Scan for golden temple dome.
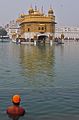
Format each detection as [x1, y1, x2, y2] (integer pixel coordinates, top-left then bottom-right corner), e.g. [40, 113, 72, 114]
[33, 10, 40, 15]
[20, 14, 25, 18]
[28, 6, 34, 14]
[48, 7, 54, 15]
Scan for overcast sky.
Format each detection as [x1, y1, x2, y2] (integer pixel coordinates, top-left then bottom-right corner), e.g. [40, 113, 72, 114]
[0, 0, 79, 27]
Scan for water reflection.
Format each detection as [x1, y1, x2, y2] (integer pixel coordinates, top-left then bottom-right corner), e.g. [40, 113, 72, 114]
[19, 45, 55, 77]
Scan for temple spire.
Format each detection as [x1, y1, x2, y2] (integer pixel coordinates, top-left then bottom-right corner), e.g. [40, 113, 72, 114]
[41, 6, 43, 14]
[35, 5, 37, 11]
[49, 4, 52, 9]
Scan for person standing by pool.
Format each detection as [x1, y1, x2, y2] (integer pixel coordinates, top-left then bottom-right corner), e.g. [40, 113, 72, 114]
[6, 95, 25, 120]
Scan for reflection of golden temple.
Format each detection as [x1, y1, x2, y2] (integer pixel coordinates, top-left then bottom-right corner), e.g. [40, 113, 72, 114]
[19, 45, 55, 77]
[16, 6, 56, 45]
[59, 32, 64, 44]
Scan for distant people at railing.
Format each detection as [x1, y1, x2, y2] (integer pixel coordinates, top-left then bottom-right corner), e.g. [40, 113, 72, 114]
[54, 37, 79, 41]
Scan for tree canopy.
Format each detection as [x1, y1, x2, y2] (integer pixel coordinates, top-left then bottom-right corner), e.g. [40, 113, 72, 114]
[0, 27, 7, 36]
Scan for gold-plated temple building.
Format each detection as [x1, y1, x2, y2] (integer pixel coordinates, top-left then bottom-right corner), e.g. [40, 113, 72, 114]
[16, 6, 56, 44]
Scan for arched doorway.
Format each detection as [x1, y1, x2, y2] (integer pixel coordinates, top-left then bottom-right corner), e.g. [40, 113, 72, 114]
[38, 35, 48, 44]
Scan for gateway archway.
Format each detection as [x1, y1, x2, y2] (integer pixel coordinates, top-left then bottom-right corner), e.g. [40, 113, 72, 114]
[38, 35, 48, 43]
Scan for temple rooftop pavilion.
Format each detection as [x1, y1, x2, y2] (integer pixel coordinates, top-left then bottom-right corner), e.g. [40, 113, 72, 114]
[16, 6, 56, 45]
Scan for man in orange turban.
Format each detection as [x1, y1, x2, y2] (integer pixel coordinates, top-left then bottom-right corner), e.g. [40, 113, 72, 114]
[6, 95, 25, 120]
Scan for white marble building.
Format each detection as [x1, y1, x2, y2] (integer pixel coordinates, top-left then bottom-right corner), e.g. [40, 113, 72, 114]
[5, 20, 19, 39]
[55, 26, 79, 39]
[5, 22, 79, 40]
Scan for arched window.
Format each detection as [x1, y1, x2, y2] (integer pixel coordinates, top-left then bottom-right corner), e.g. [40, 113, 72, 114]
[28, 28, 30, 32]
[42, 27, 44, 30]
[38, 27, 40, 30]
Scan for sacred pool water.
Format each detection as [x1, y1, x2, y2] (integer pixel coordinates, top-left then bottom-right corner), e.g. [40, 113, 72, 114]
[0, 40, 79, 120]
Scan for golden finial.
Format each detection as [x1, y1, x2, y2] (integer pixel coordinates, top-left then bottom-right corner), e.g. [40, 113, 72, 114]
[35, 5, 37, 11]
[41, 6, 43, 14]
[50, 4, 52, 9]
